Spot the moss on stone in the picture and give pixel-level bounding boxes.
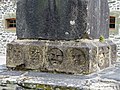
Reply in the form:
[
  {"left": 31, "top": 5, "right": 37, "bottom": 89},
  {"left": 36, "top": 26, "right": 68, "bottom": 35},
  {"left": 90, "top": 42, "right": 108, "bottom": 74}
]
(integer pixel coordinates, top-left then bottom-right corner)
[{"left": 99, "top": 35, "right": 105, "bottom": 42}]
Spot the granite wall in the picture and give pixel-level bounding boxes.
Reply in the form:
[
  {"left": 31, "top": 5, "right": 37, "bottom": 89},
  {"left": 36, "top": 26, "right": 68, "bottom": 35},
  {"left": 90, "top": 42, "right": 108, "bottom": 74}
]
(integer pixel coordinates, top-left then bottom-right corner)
[{"left": 0, "top": 0, "right": 17, "bottom": 55}]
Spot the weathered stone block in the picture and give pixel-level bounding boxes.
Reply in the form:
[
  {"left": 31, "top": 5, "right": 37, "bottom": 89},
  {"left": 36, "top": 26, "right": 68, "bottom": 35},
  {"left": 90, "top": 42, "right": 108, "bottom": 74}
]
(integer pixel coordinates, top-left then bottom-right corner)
[
  {"left": 25, "top": 45, "right": 44, "bottom": 69},
  {"left": 107, "top": 41, "right": 117, "bottom": 65},
  {"left": 95, "top": 42, "right": 110, "bottom": 70},
  {"left": 6, "top": 40, "right": 117, "bottom": 74},
  {"left": 6, "top": 44, "right": 25, "bottom": 68},
  {"left": 17, "top": 0, "right": 109, "bottom": 40}
]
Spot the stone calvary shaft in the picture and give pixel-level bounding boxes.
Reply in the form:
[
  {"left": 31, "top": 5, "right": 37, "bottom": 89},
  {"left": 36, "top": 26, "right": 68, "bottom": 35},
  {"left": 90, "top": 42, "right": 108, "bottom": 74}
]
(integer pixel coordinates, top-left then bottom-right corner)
[{"left": 17, "top": 0, "right": 109, "bottom": 40}]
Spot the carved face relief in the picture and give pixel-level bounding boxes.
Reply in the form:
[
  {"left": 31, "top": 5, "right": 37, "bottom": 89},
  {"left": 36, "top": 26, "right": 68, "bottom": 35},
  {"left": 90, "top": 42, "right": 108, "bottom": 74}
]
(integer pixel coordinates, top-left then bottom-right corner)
[
  {"left": 48, "top": 48, "right": 63, "bottom": 66},
  {"left": 6, "top": 45, "right": 24, "bottom": 67},
  {"left": 13, "top": 46, "right": 23, "bottom": 63},
  {"left": 70, "top": 49, "right": 86, "bottom": 66}
]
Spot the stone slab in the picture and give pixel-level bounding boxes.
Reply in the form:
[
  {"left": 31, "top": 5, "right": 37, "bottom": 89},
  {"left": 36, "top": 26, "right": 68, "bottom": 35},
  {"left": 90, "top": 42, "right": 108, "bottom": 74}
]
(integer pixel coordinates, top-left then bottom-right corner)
[
  {"left": 17, "top": 0, "right": 109, "bottom": 40},
  {"left": 0, "top": 70, "right": 88, "bottom": 89},
  {"left": 6, "top": 40, "right": 117, "bottom": 74},
  {"left": 0, "top": 70, "right": 89, "bottom": 89},
  {"left": 0, "top": 67, "right": 120, "bottom": 90},
  {"left": 0, "top": 71, "right": 24, "bottom": 76}
]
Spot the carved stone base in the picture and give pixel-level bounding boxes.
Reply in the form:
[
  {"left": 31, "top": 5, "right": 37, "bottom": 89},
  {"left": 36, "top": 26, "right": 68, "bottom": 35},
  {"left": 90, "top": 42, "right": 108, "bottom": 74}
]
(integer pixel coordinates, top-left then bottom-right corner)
[{"left": 6, "top": 39, "right": 117, "bottom": 74}]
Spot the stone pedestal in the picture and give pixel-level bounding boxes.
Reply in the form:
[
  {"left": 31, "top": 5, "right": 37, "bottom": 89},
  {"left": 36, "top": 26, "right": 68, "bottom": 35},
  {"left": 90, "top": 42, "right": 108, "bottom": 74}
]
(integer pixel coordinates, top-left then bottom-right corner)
[{"left": 6, "top": 39, "right": 117, "bottom": 74}]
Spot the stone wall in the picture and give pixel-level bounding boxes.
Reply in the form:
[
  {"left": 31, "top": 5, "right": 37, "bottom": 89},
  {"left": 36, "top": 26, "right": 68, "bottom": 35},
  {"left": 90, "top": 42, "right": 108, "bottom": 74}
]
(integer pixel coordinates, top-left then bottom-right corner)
[
  {"left": 108, "top": 0, "right": 120, "bottom": 11},
  {"left": 108, "top": 0, "right": 120, "bottom": 35},
  {"left": 0, "top": 31, "right": 16, "bottom": 55},
  {"left": 0, "top": 0, "right": 17, "bottom": 55}
]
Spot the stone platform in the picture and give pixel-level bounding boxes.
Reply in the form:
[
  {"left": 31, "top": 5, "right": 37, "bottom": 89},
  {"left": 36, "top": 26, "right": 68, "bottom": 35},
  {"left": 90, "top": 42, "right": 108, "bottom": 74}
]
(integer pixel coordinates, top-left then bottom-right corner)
[
  {"left": 0, "top": 63, "right": 120, "bottom": 90},
  {"left": 6, "top": 39, "right": 117, "bottom": 74}
]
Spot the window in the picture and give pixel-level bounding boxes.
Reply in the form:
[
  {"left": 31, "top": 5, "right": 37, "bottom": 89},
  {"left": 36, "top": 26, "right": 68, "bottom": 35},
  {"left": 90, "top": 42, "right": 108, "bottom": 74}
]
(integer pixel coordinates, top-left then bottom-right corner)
[
  {"left": 109, "top": 16, "right": 115, "bottom": 29},
  {"left": 6, "top": 18, "right": 16, "bottom": 29}
]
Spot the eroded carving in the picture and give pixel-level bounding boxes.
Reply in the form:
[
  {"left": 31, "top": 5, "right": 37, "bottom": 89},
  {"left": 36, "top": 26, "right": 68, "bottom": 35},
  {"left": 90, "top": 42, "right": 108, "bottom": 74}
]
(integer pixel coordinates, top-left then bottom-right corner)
[
  {"left": 98, "top": 52, "right": 105, "bottom": 67},
  {"left": 48, "top": 48, "right": 63, "bottom": 66},
  {"left": 29, "top": 46, "right": 42, "bottom": 65},
  {"left": 7, "top": 44, "right": 13, "bottom": 60},
  {"left": 70, "top": 48, "right": 86, "bottom": 66},
  {"left": 12, "top": 45, "right": 24, "bottom": 64},
  {"left": 6, "top": 44, "right": 24, "bottom": 67},
  {"left": 98, "top": 47, "right": 109, "bottom": 68}
]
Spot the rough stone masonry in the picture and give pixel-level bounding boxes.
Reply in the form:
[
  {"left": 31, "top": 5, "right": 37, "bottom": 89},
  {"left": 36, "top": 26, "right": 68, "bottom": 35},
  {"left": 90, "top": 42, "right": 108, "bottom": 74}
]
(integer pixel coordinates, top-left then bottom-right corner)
[{"left": 6, "top": 0, "right": 117, "bottom": 74}]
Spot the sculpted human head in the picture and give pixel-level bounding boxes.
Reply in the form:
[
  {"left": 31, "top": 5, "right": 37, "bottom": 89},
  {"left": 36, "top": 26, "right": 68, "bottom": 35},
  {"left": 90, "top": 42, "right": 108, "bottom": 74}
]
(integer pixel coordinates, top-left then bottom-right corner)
[{"left": 48, "top": 48, "right": 63, "bottom": 66}]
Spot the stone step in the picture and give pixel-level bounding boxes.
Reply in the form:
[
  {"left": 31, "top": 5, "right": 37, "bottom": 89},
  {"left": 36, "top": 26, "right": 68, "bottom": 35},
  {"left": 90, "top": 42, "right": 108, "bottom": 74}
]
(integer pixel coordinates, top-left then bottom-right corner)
[{"left": 0, "top": 64, "right": 120, "bottom": 90}]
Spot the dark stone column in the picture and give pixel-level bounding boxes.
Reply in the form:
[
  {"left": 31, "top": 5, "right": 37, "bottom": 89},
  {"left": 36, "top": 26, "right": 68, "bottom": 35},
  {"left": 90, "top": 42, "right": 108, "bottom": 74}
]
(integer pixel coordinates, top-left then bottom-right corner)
[{"left": 16, "top": 0, "right": 109, "bottom": 40}]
